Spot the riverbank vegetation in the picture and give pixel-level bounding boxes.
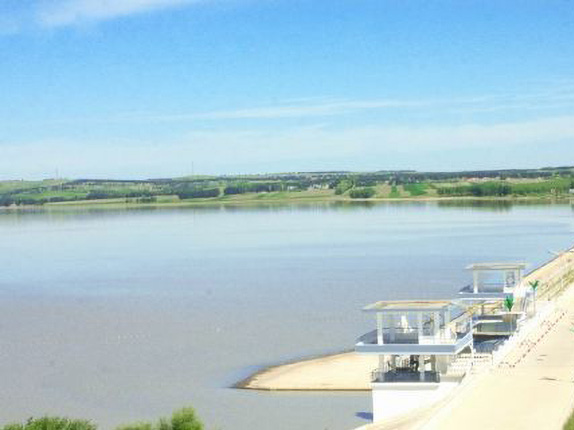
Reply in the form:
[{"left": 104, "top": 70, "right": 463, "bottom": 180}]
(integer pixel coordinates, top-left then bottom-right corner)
[
  {"left": 0, "top": 407, "right": 203, "bottom": 430},
  {"left": 564, "top": 409, "right": 574, "bottom": 430},
  {"left": 3, "top": 166, "right": 574, "bottom": 207}
]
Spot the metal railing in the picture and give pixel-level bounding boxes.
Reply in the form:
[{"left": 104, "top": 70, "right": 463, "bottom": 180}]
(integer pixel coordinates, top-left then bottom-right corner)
[
  {"left": 358, "top": 327, "right": 471, "bottom": 345},
  {"left": 460, "top": 282, "right": 516, "bottom": 294},
  {"left": 371, "top": 368, "right": 440, "bottom": 383},
  {"left": 474, "top": 321, "right": 514, "bottom": 335}
]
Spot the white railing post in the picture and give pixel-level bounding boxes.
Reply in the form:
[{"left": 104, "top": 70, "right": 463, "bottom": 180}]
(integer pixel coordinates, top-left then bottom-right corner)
[{"left": 376, "top": 313, "right": 383, "bottom": 345}]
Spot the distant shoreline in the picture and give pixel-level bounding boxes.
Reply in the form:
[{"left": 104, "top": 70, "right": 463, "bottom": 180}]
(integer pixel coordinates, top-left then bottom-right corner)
[{"left": 0, "top": 194, "right": 572, "bottom": 211}]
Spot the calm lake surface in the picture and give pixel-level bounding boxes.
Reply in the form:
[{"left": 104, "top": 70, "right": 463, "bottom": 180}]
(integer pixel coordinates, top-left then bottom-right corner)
[{"left": 1, "top": 201, "right": 573, "bottom": 430}]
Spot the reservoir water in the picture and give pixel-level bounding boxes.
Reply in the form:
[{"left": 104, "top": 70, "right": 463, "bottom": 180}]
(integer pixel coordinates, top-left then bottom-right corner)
[{"left": 1, "top": 201, "right": 573, "bottom": 430}]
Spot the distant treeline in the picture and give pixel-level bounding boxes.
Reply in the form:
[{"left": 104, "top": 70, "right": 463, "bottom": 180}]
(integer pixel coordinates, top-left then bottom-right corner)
[
  {"left": 2, "top": 166, "right": 574, "bottom": 206},
  {"left": 437, "top": 178, "right": 574, "bottom": 197}
]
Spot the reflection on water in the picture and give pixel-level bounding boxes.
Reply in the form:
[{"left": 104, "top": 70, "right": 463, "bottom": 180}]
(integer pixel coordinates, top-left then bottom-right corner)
[
  {"left": 436, "top": 198, "right": 574, "bottom": 212},
  {"left": 4, "top": 197, "right": 572, "bottom": 220},
  {"left": 0, "top": 201, "right": 573, "bottom": 430},
  {"left": 437, "top": 199, "right": 515, "bottom": 211}
]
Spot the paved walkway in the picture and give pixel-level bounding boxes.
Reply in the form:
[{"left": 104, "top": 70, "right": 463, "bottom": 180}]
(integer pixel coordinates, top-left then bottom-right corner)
[{"left": 418, "top": 288, "right": 574, "bottom": 430}]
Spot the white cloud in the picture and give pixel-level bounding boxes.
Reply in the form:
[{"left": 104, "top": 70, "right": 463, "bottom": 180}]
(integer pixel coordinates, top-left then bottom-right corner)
[
  {"left": 139, "top": 99, "right": 429, "bottom": 122},
  {"left": 178, "top": 115, "right": 574, "bottom": 155},
  {"left": 4, "top": 114, "right": 574, "bottom": 178},
  {"left": 123, "top": 85, "right": 574, "bottom": 123},
  {"left": 35, "top": 0, "right": 202, "bottom": 28}
]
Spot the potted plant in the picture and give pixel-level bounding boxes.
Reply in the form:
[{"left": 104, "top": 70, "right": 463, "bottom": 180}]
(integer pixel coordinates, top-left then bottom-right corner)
[
  {"left": 503, "top": 295, "right": 515, "bottom": 331},
  {"left": 529, "top": 280, "right": 540, "bottom": 314}
]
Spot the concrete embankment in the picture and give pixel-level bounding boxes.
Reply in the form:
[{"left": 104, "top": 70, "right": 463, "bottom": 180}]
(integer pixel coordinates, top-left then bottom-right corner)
[{"left": 355, "top": 246, "right": 574, "bottom": 430}]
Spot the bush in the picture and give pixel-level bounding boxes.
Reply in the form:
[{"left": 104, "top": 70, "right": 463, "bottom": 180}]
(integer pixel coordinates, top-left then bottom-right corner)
[
  {"left": 137, "top": 197, "right": 157, "bottom": 203},
  {"left": 404, "top": 183, "right": 427, "bottom": 196},
  {"left": 349, "top": 187, "right": 376, "bottom": 199},
  {"left": 334, "top": 180, "right": 353, "bottom": 195},
  {"left": 0, "top": 408, "right": 202, "bottom": 430},
  {"left": 224, "top": 182, "right": 282, "bottom": 195},
  {"left": 115, "top": 423, "right": 153, "bottom": 430},
  {"left": 85, "top": 191, "right": 153, "bottom": 200},
  {"left": 437, "top": 182, "right": 510, "bottom": 197},
  {"left": 168, "top": 408, "right": 203, "bottom": 430},
  {"left": 1, "top": 417, "right": 96, "bottom": 430},
  {"left": 119, "top": 407, "right": 203, "bottom": 430},
  {"left": 176, "top": 188, "right": 220, "bottom": 199}
]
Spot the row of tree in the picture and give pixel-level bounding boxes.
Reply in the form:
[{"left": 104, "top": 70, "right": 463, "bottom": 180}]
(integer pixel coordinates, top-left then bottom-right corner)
[
  {"left": 224, "top": 182, "right": 284, "bottom": 195},
  {"left": 0, "top": 407, "right": 203, "bottom": 430},
  {"left": 437, "top": 179, "right": 574, "bottom": 197}
]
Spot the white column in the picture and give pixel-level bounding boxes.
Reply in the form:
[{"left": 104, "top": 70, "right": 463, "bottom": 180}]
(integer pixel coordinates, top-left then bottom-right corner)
[
  {"left": 390, "top": 313, "right": 396, "bottom": 342},
  {"left": 417, "top": 312, "right": 423, "bottom": 340},
  {"left": 433, "top": 312, "right": 440, "bottom": 337},
  {"left": 473, "top": 270, "right": 479, "bottom": 293},
  {"left": 445, "top": 308, "right": 451, "bottom": 339},
  {"left": 419, "top": 355, "right": 425, "bottom": 381},
  {"left": 376, "top": 313, "right": 384, "bottom": 345}
]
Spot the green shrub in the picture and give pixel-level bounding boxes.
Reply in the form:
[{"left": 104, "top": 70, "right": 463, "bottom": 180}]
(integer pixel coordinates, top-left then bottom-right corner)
[
  {"left": 117, "top": 407, "right": 203, "bottom": 430},
  {"left": 1, "top": 407, "right": 203, "bottom": 430},
  {"left": 224, "top": 182, "right": 282, "bottom": 195},
  {"left": 511, "top": 177, "right": 571, "bottom": 195},
  {"left": 334, "top": 180, "right": 353, "bottom": 195},
  {"left": 115, "top": 423, "right": 154, "bottom": 430},
  {"left": 0, "top": 417, "right": 96, "bottom": 430},
  {"left": 169, "top": 408, "right": 203, "bottom": 430},
  {"left": 349, "top": 187, "right": 376, "bottom": 199},
  {"left": 177, "top": 188, "right": 220, "bottom": 199},
  {"left": 404, "top": 183, "right": 427, "bottom": 196}
]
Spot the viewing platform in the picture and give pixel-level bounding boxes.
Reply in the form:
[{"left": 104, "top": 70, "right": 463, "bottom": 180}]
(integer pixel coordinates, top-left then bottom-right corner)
[
  {"left": 458, "top": 262, "right": 527, "bottom": 300},
  {"left": 355, "top": 300, "right": 473, "bottom": 355},
  {"left": 473, "top": 313, "right": 523, "bottom": 336},
  {"left": 355, "top": 300, "right": 473, "bottom": 422}
]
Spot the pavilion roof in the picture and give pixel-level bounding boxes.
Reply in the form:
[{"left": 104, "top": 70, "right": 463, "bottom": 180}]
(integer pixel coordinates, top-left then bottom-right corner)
[
  {"left": 363, "top": 300, "right": 456, "bottom": 313},
  {"left": 466, "top": 262, "right": 527, "bottom": 271}
]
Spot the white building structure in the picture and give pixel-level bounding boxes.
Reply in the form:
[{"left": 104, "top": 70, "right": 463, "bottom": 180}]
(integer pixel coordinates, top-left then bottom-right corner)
[
  {"left": 355, "top": 300, "right": 473, "bottom": 422},
  {"left": 458, "top": 262, "right": 529, "bottom": 338},
  {"left": 458, "top": 262, "right": 527, "bottom": 300}
]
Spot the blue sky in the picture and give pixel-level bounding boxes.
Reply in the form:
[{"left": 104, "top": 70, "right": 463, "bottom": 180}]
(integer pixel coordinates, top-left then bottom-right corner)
[{"left": 1, "top": 0, "right": 574, "bottom": 179}]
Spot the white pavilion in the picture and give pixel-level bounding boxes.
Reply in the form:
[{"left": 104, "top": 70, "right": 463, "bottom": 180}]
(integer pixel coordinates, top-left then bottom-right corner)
[
  {"left": 459, "top": 262, "right": 529, "bottom": 338},
  {"left": 355, "top": 300, "right": 473, "bottom": 422}
]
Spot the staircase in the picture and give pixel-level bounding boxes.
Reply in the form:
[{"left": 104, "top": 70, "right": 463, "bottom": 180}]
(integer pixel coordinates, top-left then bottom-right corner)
[{"left": 446, "top": 352, "right": 492, "bottom": 377}]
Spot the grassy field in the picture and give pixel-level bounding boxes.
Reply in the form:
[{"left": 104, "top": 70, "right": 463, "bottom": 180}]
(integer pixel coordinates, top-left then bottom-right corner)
[
  {"left": 0, "top": 179, "right": 66, "bottom": 193},
  {"left": 404, "top": 183, "right": 428, "bottom": 196}
]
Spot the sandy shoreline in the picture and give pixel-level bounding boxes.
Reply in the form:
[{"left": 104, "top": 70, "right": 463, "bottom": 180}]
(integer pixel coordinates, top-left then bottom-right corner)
[{"left": 236, "top": 351, "right": 377, "bottom": 391}]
